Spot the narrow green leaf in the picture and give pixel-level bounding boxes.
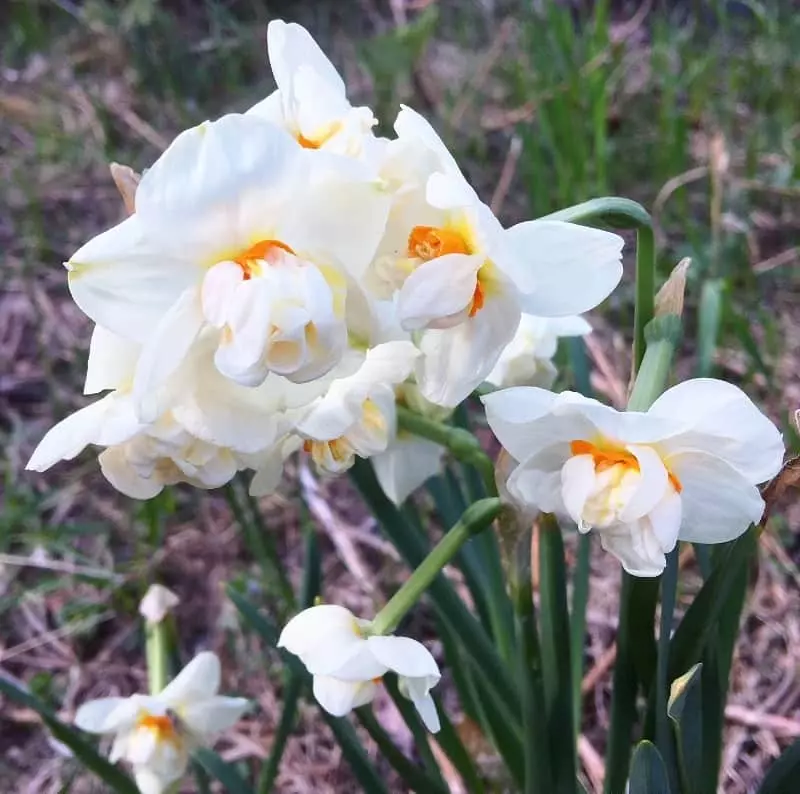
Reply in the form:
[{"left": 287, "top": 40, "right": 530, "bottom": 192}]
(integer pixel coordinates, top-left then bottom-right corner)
[
  {"left": 538, "top": 516, "right": 576, "bottom": 794},
  {"left": 434, "top": 703, "right": 486, "bottom": 794},
  {"left": 759, "top": 738, "right": 800, "bottom": 793},
  {"left": 628, "top": 741, "right": 671, "bottom": 794},
  {"left": 695, "top": 278, "right": 724, "bottom": 377},
  {"left": 667, "top": 663, "right": 704, "bottom": 794},
  {"left": 0, "top": 677, "right": 139, "bottom": 794},
  {"left": 357, "top": 706, "right": 449, "bottom": 794},
  {"left": 193, "top": 748, "right": 253, "bottom": 794},
  {"left": 570, "top": 533, "right": 591, "bottom": 731}
]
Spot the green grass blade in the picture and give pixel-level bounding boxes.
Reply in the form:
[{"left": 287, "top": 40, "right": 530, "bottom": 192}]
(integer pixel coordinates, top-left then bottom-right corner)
[
  {"left": 570, "top": 533, "right": 591, "bottom": 733},
  {"left": 696, "top": 278, "right": 724, "bottom": 377},
  {"left": 433, "top": 702, "right": 486, "bottom": 794},
  {"left": 0, "top": 677, "right": 139, "bottom": 794},
  {"left": 193, "top": 748, "right": 253, "bottom": 794},
  {"left": 759, "top": 737, "right": 800, "bottom": 793},
  {"left": 667, "top": 664, "right": 704, "bottom": 794},
  {"left": 538, "top": 516, "right": 577, "bottom": 793}
]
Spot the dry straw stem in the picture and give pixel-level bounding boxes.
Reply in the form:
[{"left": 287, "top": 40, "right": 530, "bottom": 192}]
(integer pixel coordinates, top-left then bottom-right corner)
[{"left": 109, "top": 162, "right": 140, "bottom": 216}]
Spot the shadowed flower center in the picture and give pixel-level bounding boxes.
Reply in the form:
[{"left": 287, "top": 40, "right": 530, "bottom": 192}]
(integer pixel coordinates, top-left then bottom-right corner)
[
  {"left": 296, "top": 121, "right": 342, "bottom": 150},
  {"left": 570, "top": 439, "right": 682, "bottom": 493},
  {"left": 138, "top": 714, "right": 179, "bottom": 744},
  {"left": 407, "top": 225, "right": 486, "bottom": 317},
  {"left": 234, "top": 239, "right": 295, "bottom": 279}
]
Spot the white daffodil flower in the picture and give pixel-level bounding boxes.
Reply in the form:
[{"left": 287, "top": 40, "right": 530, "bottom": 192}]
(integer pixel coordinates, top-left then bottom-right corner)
[
  {"left": 66, "top": 113, "right": 388, "bottom": 418},
  {"left": 278, "top": 605, "right": 441, "bottom": 732},
  {"left": 26, "top": 328, "right": 322, "bottom": 498},
  {"left": 296, "top": 340, "right": 419, "bottom": 475},
  {"left": 247, "top": 20, "right": 380, "bottom": 161},
  {"left": 74, "top": 653, "right": 248, "bottom": 794},
  {"left": 369, "top": 105, "right": 624, "bottom": 407},
  {"left": 483, "top": 378, "right": 784, "bottom": 577},
  {"left": 486, "top": 314, "right": 592, "bottom": 389}
]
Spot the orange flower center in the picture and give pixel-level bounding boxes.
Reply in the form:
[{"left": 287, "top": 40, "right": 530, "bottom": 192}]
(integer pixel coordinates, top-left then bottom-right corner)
[
  {"left": 138, "top": 714, "right": 178, "bottom": 743},
  {"left": 570, "top": 439, "right": 682, "bottom": 493},
  {"left": 407, "top": 225, "right": 485, "bottom": 317},
  {"left": 234, "top": 239, "right": 295, "bottom": 279},
  {"left": 296, "top": 121, "right": 342, "bottom": 150}
]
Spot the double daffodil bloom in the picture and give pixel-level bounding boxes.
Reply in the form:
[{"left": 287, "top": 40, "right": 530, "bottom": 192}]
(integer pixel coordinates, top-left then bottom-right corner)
[
  {"left": 279, "top": 605, "right": 441, "bottom": 732},
  {"left": 74, "top": 653, "right": 248, "bottom": 794},
  {"left": 483, "top": 378, "right": 784, "bottom": 576},
  {"left": 371, "top": 105, "right": 624, "bottom": 407},
  {"left": 67, "top": 113, "right": 388, "bottom": 419}
]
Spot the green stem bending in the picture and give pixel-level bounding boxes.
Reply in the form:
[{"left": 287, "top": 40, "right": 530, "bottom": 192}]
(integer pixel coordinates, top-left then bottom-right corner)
[
  {"left": 145, "top": 618, "right": 170, "bottom": 696},
  {"left": 633, "top": 225, "right": 656, "bottom": 373},
  {"left": 397, "top": 406, "right": 497, "bottom": 496},
  {"left": 370, "top": 498, "right": 503, "bottom": 635}
]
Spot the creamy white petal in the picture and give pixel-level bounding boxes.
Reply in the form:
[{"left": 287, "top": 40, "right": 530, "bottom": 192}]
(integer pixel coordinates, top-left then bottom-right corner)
[
  {"left": 84, "top": 325, "right": 140, "bottom": 395},
  {"left": 73, "top": 697, "right": 128, "bottom": 734},
  {"left": 371, "top": 436, "right": 445, "bottom": 505},
  {"left": 505, "top": 220, "right": 623, "bottom": 316},
  {"left": 67, "top": 216, "right": 199, "bottom": 343},
  {"left": 394, "top": 105, "right": 462, "bottom": 177},
  {"left": 181, "top": 696, "right": 250, "bottom": 737},
  {"left": 416, "top": 286, "right": 521, "bottom": 407},
  {"left": 98, "top": 446, "right": 164, "bottom": 500},
  {"left": 132, "top": 286, "right": 205, "bottom": 422},
  {"left": 367, "top": 636, "right": 440, "bottom": 681},
  {"left": 560, "top": 454, "right": 596, "bottom": 527},
  {"left": 312, "top": 676, "right": 377, "bottom": 717},
  {"left": 599, "top": 523, "right": 667, "bottom": 577},
  {"left": 649, "top": 378, "right": 784, "bottom": 484},
  {"left": 133, "top": 768, "right": 172, "bottom": 794},
  {"left": 158, "top": 652, "right": 220, "bottom": 706},
  {"left": 278, "top": 605, "right": 360, "bottom": 658},
  {"left": 410, "top": 693, "right": 440, "bottom": 733},
  {"left": 668, "top": 450, "right": 765, "bottom": 543},
  {"left": 647, "top": 489, "right": 683, "bottom": 551},
  {"left": 618, "top": 444, "right": 669, "bottom": 522}
]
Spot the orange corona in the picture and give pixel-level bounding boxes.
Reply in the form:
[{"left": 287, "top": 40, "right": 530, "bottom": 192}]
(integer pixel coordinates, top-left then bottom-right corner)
[
  {"left": 138, "top": 714, "right": 178, "bottom": 743},
  {"left": 234, "top": 239, "right": 294, "bottom": 279}
]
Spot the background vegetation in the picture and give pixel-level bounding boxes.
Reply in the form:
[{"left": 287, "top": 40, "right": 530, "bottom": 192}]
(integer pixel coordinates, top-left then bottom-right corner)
[{"left": 1, "top": 0, "right": 799, "bottom": 791}]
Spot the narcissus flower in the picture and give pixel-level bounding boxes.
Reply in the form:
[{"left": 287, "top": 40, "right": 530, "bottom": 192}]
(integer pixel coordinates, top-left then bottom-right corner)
[
  {"left": 74, "top": 653, "right": 248, "bottom": 794},
  {"left": 279, "top": 605, "right": 441, "bottom": 732},
  {"left": 66, "top": 113, "right": 388, "bottom": 417},
  {"left": 370, "top": 106, "right": 624, "bottom": 407},
  {"left": 483, "top": 379, "right": 784, "bottom": 576},
  {"left": 296, "top": 341, "right": 419, "bottom": 474},
  {"left": 486, "top": 314, "right": 591, "bottom": 389},
  {"left": 247, "top": 20, "right": 380, "bottom": 160}
]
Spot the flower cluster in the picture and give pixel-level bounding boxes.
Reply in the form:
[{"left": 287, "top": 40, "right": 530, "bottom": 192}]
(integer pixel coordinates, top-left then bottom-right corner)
[{"left": 26, "top": 19, "right": 624, "bottom": 505}]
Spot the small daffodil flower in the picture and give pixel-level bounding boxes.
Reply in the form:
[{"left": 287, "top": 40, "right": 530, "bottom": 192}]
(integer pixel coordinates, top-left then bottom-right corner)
[
  {"left": 247, "top": 20, "right": 380, "bottom": 160},
  {"left": 297, "top": 341, "right": 419, "bottom": 474},
  {"left": 486, "top": 314, "right": 592, "bottom": 389},
  {"left": 371, "top": 106, "right": 624, "bottom": 407},
  {"left": 278, "top": 605, "right": 441, "bottom": 732},
  {"left": 483, "top": 378, "right": 784, "bottom": 576},
  {"left": 74, "top": 653, "right": 249, "bottom": 794}
]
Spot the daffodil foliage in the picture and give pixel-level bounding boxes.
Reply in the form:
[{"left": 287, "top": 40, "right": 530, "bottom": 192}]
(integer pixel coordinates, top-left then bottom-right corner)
[{"left": 19, "top": 17, "right": 797, "bottom": 794}]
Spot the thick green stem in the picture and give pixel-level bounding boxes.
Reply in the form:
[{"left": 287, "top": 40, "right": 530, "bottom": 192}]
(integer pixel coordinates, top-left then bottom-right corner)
[
  {"left": 633, "top": 225, "right": 656, "bottom": 373},
  {"left": 370, "top": 498, "right": 502, "bottom": 635},
  {"left": 626, "top": 317, "right": 682, "bottom": 412},
  {"left": 397, "top": 406, "right": 497, "bottom": 496},
  {"left": 145, "top": 619, "right": 170, "bottom": 696}
]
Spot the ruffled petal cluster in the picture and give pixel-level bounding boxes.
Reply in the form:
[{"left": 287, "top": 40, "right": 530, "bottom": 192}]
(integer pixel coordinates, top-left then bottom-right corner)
[
  {"left": 279, "top": 605, "right": 441, "bottom": 732},
  {"left": 483, "top": 379, "right": 784, "bottom": 576},
  {"left": 74, "top": 653, "right": 248, "bottom": 794},
  {"left": 27, "top": 19, "right": 624, "bottom": 505}
]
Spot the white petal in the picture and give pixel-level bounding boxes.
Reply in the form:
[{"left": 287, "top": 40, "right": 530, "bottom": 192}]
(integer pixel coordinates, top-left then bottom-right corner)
[
  {"left": 546, "top": 315, "right": 593, "bottom": 337},
  {"left": 647, "top": 488, "right": 683, "bottom": 551},
  {"left": 599, "top": 522, "right": 667, "bottom": 577},
  {"left": 98, "top": 445, "right": 165, "bottom": 500},
  {"left": 132, "top": 286, "right": 205, "bottom": 422},
  {"left": 133, "top": 767, "right": 172, "bottom": 794},
  {"left": 84, "top": 325, "right": 140, "bottom": 395},
  {"left": 67, "top": 215, "right": 199, "bottom": 343},
  {"left": 505, "top": 220, "right": 623, "bottom": 316},
  {"left": 245, "top": 89, "right": 284, "bottom": 125},
  {"left": 560, "top": 454, "right": 596, "bottom": 527},
  {"left": 367, "top": 636, "right": 440, "bottom": 681},
  {"left": 312, "top": 676, "right": 377, "bottom": 717},
  {"left": 181, "top": 696, "right": 250, "bottom": 737},
  {"left": 73, "top": 697, "right": 127, "bottom": 734},
  {"left": 278, "top": 605, "right": 357, "bottom": 656},
  {"left": 158, "top": 652, "right": 220, "bottom": 706},
  {"left": 201, "top": 261, "right": 245, "bottom": 328},
  {"left": 410, "top": 692, "right": 440, "bottom": 733},
  {"left": 425, "top": 171, "right": 479, "bottom": 210},
  {"left": 394, "top": 105, "right": 462, "bottom": 177},
  {"left": 649, "top": 378, "right": 784, "bottom": 484},
  {"left": 416, "top": 286, "right": 521, "bottom": 407},
  {"left": 618, "top": 445, "right": 669, "bottom": 522},
  {"left": 397, "top": 254, "right": 483, "bottom": 330},
  {"left": 668, "top": 450, "right": 765, "bottom": 543},
  {"left": 371, "top": 437, "right": 445, "bottom": 505}
]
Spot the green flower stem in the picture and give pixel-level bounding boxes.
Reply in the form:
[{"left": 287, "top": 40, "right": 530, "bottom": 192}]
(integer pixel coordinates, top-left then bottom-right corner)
[
  {"left": 369, "top": 497, "right": 503, "bottom": 636},
  {"left": 145, "top": 618, "right": 170, "bottom": 696},
  {"left": 510, "top": 525, "right": 553, "bottom": 794},
  {"left": 396, "top": 406, "right": 497, "bottom": 496},
  {"left": 626, "top": 316, "right": 682, "bottom": 412}
]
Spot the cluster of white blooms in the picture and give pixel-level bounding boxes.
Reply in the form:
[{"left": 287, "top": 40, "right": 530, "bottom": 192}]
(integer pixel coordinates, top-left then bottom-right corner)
[{"left": 26, "top": 19, "right": 624, "bottom": 505}]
